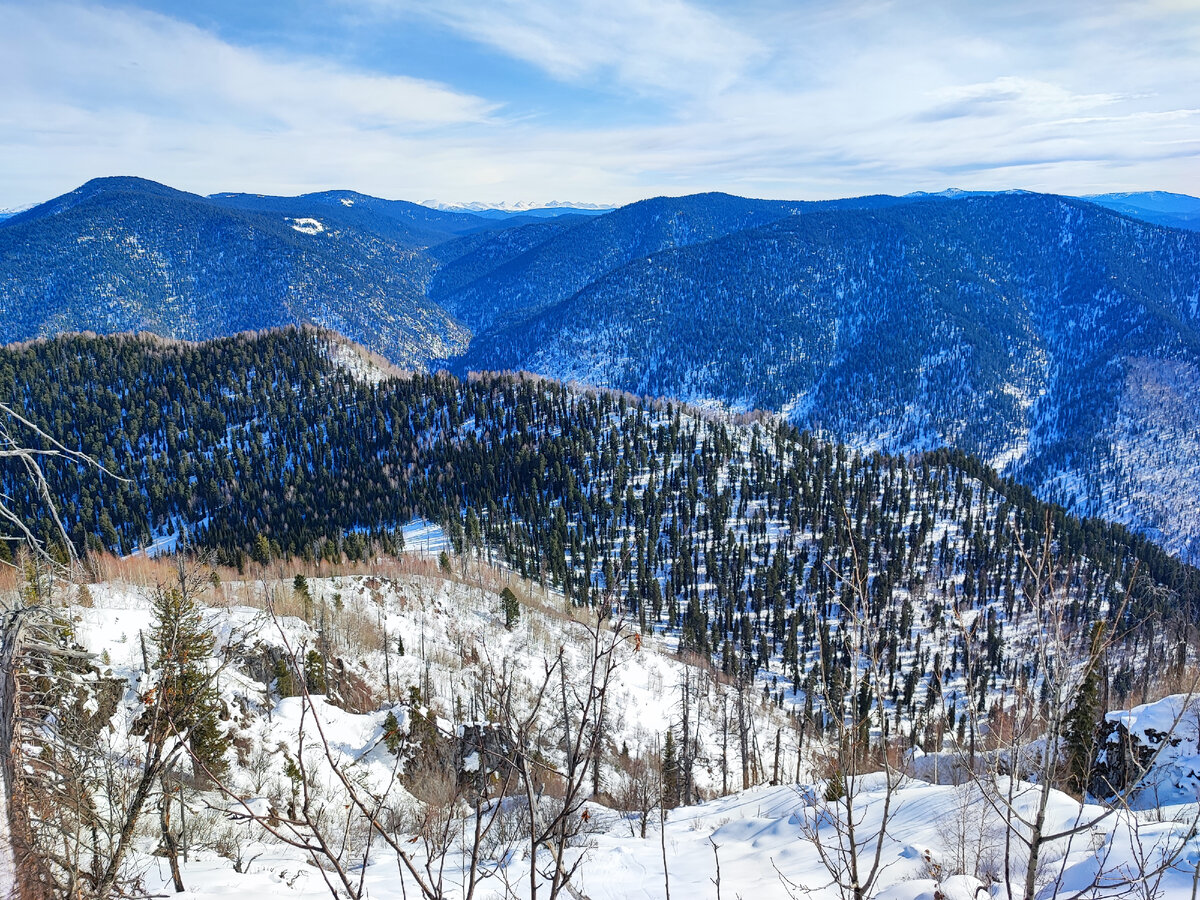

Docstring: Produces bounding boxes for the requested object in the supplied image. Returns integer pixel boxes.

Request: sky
[1,0,1199,209]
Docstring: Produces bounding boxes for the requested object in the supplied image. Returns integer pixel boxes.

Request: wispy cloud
[0,0,1198,207]
[355,0,762,98]
[1,2,495,129]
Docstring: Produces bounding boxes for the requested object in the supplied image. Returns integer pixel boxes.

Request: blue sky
[1,0,1198,208]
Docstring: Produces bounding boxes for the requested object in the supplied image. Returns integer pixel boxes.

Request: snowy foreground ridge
[13,567,1200,900]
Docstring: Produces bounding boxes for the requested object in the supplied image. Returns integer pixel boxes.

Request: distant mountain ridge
[1081,191,1200,232]
[421,199,614,218]
[0,176,492,365]
[4,177,1200,560]
[442,192,1200,561]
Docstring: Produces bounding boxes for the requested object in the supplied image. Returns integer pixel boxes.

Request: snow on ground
[400,519,449,554]
[24,568,1200,898]
[0,784,14,900]
[325,337,402,385]
[1107,694,1200,809]
[127,777,1200,899]
[290,218,325,235]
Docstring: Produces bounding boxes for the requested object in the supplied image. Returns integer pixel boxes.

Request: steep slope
[5,180,1200,559]
[2,330,1196,703]
[451,193,1200,560]
[29,568,1200,899]
[428,192,912,332]
[6,329,1200,899]
[0,177,475,365]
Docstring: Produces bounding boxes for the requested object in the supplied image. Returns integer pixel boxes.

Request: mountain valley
[4,180,1200,562]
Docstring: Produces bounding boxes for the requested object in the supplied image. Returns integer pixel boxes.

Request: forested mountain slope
[0,177,484,365]
[5,180,1200,560]
[450,193,1200,560]
[2,329,1196,726]
[1082,190,1200,231]
[428,191,911,332]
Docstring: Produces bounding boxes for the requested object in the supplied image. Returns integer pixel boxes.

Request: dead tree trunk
[0,608,32,899]
[158,777,184,893]
[737,680,750,789]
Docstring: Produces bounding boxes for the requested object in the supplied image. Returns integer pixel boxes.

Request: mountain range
[420,199,615,218]
[3,178,1199,560]
[1083,190,1200,232]
[0,177,495,366]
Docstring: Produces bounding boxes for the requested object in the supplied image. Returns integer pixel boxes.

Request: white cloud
[0,0,1198,207]
[0,2,494,132]
[354,0,763,98]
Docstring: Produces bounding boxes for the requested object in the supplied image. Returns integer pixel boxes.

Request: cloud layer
[1,0,1197,207]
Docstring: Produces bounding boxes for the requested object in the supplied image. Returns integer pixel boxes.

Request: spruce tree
[147,583,231,777]
[501,586,520,629]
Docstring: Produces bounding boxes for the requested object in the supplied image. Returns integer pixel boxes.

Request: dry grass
[0,563,21,595]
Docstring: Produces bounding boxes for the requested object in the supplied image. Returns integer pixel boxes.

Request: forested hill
[2,329,1197,712]
[449,192,1200,562]
[425,191,912,331]
[5,179,1200,561]
[0,177,487,366]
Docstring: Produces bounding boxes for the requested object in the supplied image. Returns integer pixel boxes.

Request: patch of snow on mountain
[289,217,324,235]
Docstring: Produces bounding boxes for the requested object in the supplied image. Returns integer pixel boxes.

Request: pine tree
[501,586,520,629]
[662,728,679,809]
[147,583,231,777]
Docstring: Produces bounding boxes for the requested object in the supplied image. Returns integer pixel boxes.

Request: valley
[6,1,1199,896]
[4,182,1200,562]
[2,194,1200,900]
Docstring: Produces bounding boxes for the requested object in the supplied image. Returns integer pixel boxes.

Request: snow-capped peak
[420,199,613,213]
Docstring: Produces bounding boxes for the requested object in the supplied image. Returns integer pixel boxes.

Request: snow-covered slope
[23,563,1200,899]
[446,193,1200,562]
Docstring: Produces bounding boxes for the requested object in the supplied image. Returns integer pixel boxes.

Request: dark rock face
[457,722,519,795]
[1090,720,1182,799]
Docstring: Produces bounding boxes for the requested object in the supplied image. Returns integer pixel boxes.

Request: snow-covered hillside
[10,557,1199,900]
[107,778,1200,899]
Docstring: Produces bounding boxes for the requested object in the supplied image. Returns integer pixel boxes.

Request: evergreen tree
[304,649,327,695]
[273,656,298,698]
[382,710,403,756]
[501,586,520,629]
[662,728,679,809]
[147,582,231,777]
[252,533,272,566]
[1064,624,1106,797]
[294,573,313,621]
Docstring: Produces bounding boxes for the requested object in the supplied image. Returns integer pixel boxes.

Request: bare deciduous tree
[952,519,1200,900]
[788,514,906,900]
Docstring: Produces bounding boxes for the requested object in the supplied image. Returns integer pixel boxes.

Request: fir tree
[501,586,520,629]
[147,583,231,777]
